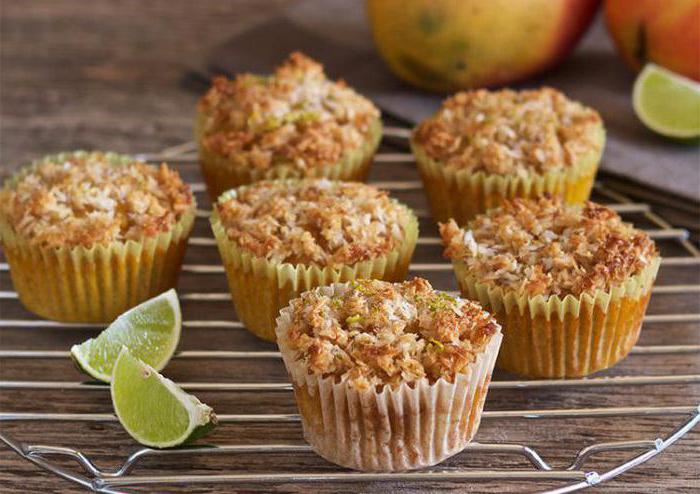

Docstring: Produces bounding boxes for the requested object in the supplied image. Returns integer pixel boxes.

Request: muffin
[0,151,195,322]
[211,179,418,341]
[275,278,503,471]
[440,197,660,378]
[196,52,382,200]
[412,87,605,224]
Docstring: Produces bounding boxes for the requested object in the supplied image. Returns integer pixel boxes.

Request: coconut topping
[198,52,380,173]
[0,152,193,248]
[412,87,603,176]
[215,179,412,266]
[282,278,499,391]
[440,197,658,297]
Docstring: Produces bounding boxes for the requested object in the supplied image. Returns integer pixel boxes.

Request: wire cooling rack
[0,126,699,493]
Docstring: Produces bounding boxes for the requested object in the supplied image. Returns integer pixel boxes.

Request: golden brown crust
[440,197,658,297]
[0,152,193,248]
[215,179,411,266]
[283,278,500,391]
[412,87,603,175]
[197,52,380,173]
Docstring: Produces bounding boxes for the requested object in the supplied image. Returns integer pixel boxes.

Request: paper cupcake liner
[451,256,660,378]
[0,151,196,323]
[210,186,418,342]
[196,117,382,200]
[411,126,604,225]
[275,282,503,472]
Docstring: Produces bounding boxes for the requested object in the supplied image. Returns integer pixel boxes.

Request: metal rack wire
[1,127,698,493]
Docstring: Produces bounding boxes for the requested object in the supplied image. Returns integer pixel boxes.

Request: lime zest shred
[428,338,445,352]
[255,110,321,132]
[286,110,320,124]
[346,314,363,325]
[428,292,457,312]
[263,116,282,130]
[350,280,373,295]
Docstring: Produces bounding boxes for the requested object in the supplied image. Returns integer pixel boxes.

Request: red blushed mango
[366,0,600,92]
[605,0,700,81]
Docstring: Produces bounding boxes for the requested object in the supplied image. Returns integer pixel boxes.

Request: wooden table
[1,2,698,492]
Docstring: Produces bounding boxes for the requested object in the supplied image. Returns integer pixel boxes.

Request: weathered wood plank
[1,1,698,493]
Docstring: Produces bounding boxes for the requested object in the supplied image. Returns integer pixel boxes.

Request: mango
[605,0,700,81]
[366,0,600,92]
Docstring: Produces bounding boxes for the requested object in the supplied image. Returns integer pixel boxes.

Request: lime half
[633,63,700,139]
[111,348,217,448]
[70,289,181,383]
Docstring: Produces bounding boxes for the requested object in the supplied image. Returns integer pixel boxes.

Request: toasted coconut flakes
[413,87,603,175]
[216,180,411,267]
[440,198,658,297]
[283,278,499,391]
[0,153,193,248]
[198,52,380,173]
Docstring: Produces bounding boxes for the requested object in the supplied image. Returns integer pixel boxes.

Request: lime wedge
[70,289,181,383]
[633,63,700,138]
[111,347,217,448]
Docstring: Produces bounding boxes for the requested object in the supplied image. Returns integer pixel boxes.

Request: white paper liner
[275,283,503,472]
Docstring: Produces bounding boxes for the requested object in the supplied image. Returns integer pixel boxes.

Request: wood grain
[1,1,699,493]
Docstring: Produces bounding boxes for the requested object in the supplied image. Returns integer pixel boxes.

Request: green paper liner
[0,151,196,323]
[275,282,503,472]
[451,256,660,378]
[411,125,605,225]
[195,116,382,200]
[211,183,418,342]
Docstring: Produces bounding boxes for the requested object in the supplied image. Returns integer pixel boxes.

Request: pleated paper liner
[275,283,503,472]
[211,184,418,342]
[451,256,660,378]
[195,116,382,200]
[0,151,196,323]
[410,125,605,225]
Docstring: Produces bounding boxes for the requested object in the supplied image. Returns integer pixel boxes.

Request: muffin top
[412,87,603,176]
[215,179,412,266]
[280,278,500,391]
[0,152,194,248]
[440,197,658,298]
[197,52,380,173]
